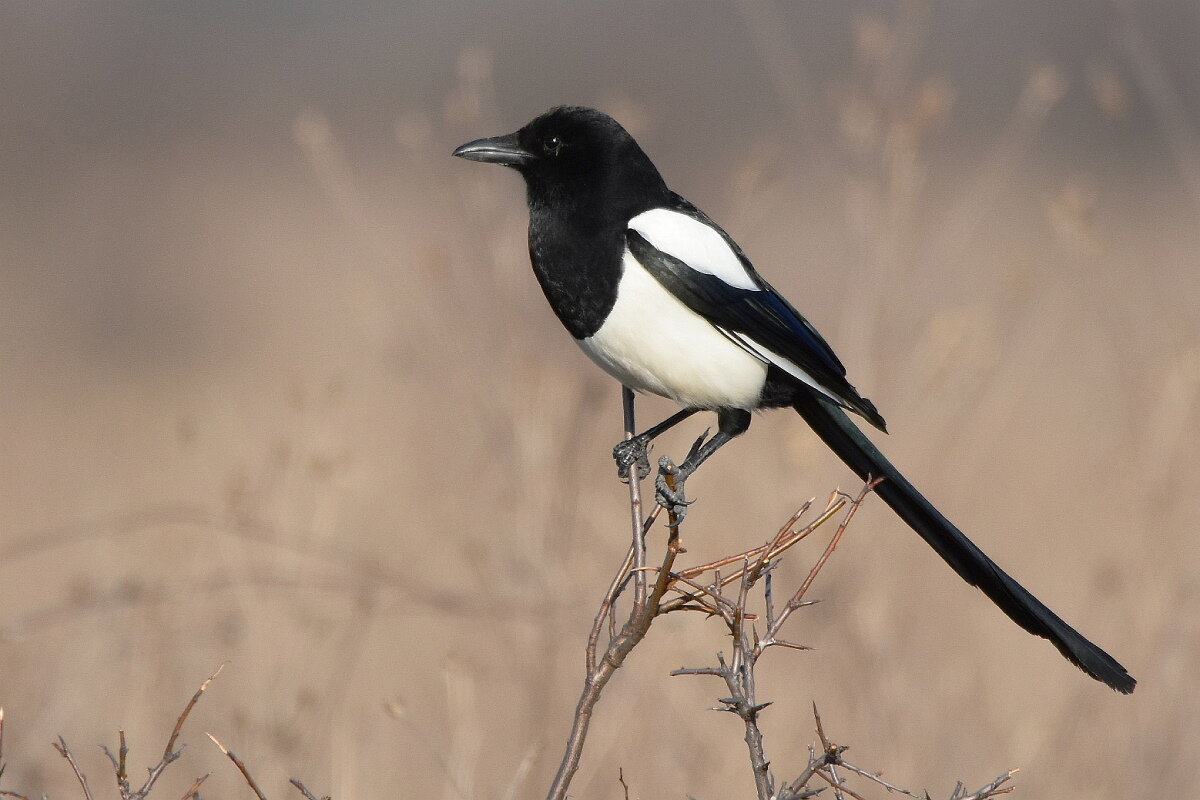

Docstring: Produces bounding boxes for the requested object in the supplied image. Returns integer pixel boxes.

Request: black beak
[451,132,535,167]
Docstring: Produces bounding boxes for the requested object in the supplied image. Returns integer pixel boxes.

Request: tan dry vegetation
[1,3,1197,799]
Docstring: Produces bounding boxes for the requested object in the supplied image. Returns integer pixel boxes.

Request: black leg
[612,407,700,480]
[655,408,752,518]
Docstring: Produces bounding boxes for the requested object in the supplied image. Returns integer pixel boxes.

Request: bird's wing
[626,202,885,429]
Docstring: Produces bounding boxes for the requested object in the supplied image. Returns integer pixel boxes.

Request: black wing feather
[626,201,885,430]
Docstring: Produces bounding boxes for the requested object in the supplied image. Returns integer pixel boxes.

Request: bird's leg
[655,409,752,519]
[613,406,699,481]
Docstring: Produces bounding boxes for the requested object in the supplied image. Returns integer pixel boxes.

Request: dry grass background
[1,2,1198,798]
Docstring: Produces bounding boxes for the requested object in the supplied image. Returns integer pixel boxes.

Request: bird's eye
[541,135,564,156]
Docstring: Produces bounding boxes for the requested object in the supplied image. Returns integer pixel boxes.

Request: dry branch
[52,737,94,800]
[207,733,268,800]
[2,665,330,800]
[543,390,1018,800]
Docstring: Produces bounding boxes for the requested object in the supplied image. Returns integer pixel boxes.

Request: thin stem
[545,523,681,800]
[622,387,648,611]
[52,737,94,800]
[207,734,268,800]
[137,664,226,799]
[178,774,210,800]
[766,480,880,642]
[659,494,847,615]
[586,542,636,676]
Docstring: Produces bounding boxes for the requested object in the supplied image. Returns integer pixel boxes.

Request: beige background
[1,2,1196,798]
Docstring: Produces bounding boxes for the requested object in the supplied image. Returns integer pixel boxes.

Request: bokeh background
[2,1,1197,798]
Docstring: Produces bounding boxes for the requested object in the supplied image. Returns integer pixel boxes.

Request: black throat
[516,114,672,339]
[526,188,627,340]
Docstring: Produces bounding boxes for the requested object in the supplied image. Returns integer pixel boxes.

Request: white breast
[577,250,768,410]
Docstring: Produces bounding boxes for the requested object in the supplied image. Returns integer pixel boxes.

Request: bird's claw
[655,455,694,520]
[613,435,652,482]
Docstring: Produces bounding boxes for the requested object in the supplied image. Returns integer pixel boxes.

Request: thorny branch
[670,480,1016,800]
[94,663,226,800]
[547,388,705,800]
[5,666,332,800]
[666,482,879,800]
[547,391,1017,800]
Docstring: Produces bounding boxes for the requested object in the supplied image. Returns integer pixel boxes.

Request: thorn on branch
[551,470,997,800]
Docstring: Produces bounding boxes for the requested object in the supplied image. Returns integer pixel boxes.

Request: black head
[452,106,669,216]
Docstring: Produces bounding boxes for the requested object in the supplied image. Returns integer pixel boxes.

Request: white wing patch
[628,208,760,291]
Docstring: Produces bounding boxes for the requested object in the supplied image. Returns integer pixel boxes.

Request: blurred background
[2,1,1197,797]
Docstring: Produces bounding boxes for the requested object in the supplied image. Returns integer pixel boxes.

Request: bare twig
[3,624,330,800]
[659,492,848,615]
[811,709,850,800]
[670,481,990,800]
[166,663,225,762]
[801,705,1016,800]
[52,737,95,800]
[118,730,129,787]
[545,391,686,800]
[178,773,210,800]
[101,730,130,797]
[676,500,814,579]
[668,487,869,800]
[622,386,648,611]
[813,767,860,800]
[289,777,332,800]
[206,733,268,800]
[133,663,226,799]
[763,479,881,647]
[834,761,925,799]
[545,529,682,800]
[951,769,1018,800]
[586,541,636,676]
[546,389,1007,800]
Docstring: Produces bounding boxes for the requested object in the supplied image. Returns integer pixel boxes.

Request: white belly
[577,251,768,410]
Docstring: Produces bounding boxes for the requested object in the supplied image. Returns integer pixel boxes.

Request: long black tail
[792,392,1135,693]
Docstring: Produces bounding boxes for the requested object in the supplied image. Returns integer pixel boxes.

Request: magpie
[452,105,1135,693]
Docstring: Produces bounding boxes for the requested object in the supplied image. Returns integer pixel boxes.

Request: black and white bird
[452,105,1135,693]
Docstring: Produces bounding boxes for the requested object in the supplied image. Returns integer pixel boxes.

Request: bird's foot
[613,435,652,482]
[655,455,695,521]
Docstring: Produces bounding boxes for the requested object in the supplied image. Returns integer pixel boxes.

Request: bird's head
[452,106,667,210]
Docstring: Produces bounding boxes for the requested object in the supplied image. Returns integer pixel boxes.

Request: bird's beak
[451,132,534,167]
